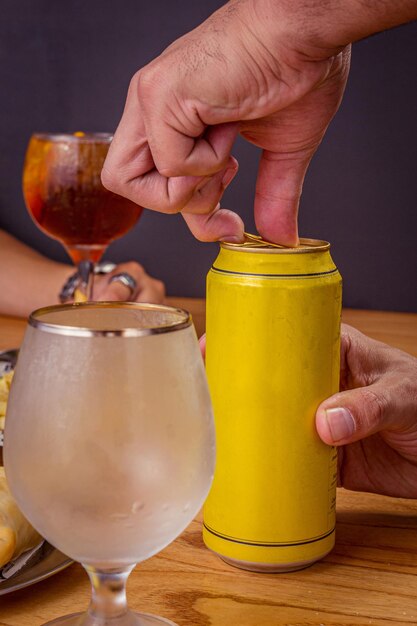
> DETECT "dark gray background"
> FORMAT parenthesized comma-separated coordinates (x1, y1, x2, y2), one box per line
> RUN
(1, 1, 416, 311)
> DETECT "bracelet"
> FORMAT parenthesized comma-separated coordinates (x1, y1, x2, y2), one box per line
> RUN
(59, 262, 117, 303)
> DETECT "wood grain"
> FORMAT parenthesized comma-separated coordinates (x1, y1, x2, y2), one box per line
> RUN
(1, 302, 416, 356)
(2, 494, 417, 626)
(342, 309, 417, 357)
(0, 301, 416, 625)
(0, 316, 26, 353)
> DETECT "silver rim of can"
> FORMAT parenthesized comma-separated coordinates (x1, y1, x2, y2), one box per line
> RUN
(220, 233, 330, 253)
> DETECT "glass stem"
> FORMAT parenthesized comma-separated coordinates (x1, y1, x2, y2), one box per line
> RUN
(77, 260, 95, 301)
(84, 564, 135, 621)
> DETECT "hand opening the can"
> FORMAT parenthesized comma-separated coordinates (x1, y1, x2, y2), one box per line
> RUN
(102, 1, 417, 246)
(102, 1, 352, 246)
(316, 324, 417, 499)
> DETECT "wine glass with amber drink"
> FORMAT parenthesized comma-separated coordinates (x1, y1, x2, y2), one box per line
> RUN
(23, 133, 143, 300)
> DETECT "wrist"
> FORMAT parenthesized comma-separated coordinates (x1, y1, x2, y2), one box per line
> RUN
(48, 263, 75, 305)
(58, 262, 117, 303)
(258, 0, 417, 55)
(235, 0, 344, 77)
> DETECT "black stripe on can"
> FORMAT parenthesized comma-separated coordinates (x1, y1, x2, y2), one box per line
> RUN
(211, 266, 339, 279)
(203, 523, 335, 548)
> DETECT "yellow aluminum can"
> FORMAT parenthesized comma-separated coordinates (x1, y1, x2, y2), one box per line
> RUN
(203, 236, 342, 572)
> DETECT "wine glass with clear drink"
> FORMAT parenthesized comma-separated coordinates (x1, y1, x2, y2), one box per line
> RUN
(23, 133, 143, 300)
(3, 302, 215, 626)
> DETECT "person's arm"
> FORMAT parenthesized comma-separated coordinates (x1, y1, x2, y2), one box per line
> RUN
(0, 230, 73, 316)
(288, 0, 417, 48)
(102, 0, 417, 245)
(0, 230, 165, 317)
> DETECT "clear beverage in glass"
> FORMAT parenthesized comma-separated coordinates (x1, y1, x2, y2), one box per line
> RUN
(4, 303, 215, 625)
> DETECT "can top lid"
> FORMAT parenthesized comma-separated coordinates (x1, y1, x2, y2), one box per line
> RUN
(220, 233, 330, 253)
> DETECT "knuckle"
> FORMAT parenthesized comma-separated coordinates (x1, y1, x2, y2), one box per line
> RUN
(155, 280, 166, 296)
(129, 70, 144, 96)
(195, 232, 215, 243)
(360, 388, 389, 428)
(187, 223, 216, 242)
(104, 286, 121, 301)
(100, 167, 119, 194)
(122, 261, 137, 272)
(136, 65, 159, 99)
(396, 360, 417, 409)
(163, 202, 184, 215)
(125, 261, 143, 276)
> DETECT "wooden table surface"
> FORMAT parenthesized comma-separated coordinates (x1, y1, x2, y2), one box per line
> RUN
(1, 299, 417, 626)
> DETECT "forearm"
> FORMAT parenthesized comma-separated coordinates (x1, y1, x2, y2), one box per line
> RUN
(345, 0, 417, 40)
(260, 0, 417, 53)
(0, 230, 72, 318)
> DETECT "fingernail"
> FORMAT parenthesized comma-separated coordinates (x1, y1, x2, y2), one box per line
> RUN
(325, 407, 355, 442)
(222, 167, 238, 188)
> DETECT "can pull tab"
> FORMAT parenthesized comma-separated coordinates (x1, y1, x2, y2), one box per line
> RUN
(243, 233, 288, 249)
(221, 233, 330, 251)
(220, 232, 286, 248)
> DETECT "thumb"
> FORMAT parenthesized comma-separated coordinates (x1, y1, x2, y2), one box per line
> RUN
(316, 385, 390, 446)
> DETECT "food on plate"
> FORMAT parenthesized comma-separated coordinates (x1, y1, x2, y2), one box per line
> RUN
(0, 370, 42, 567)
(0, 467, 42, 567)
(0, 371, 13, 430)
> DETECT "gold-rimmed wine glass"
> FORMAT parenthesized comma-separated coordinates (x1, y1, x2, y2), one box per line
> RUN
(4, 302, 215, 625)
(23, 132, 143, 300)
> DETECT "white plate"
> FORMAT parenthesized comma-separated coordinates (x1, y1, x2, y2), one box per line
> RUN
(0, 348, 17, 375)
(0, 542, 73, 595)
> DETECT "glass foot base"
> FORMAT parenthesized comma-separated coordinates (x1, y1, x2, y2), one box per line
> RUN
(43, 611, 178, 626)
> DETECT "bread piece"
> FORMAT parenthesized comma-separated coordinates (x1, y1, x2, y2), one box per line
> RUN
(0, 371, 13, 430)
(0, 467, 42, 568)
